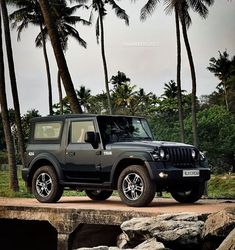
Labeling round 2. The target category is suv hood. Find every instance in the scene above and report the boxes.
[108,140,194,150]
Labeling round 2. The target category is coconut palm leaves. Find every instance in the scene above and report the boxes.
[207,50,235,112]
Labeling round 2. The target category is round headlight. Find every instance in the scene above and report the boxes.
[191,149,196,159]
[159,149,165,159]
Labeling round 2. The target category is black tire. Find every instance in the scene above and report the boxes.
[170,182,205,203]
[32,165,63,203]
[117,165,156,207]
[85,190,113,201]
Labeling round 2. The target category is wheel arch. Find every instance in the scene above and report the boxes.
[27,154,63,188]
[111,156,154,189]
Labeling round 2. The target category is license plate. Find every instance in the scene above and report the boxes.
[183,170,200,177]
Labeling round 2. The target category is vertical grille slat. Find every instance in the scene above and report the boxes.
[163,146,197,168]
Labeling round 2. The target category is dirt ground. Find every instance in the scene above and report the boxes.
[0,196,234,214]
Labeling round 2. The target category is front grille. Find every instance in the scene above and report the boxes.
[164,147,197,168]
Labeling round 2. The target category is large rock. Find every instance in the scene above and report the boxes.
[201,207,235,250]
[116,233,129,249]
[216,228,235,250]
[134,238,166,250]
[202,207,235,239]
[121,213,204,249]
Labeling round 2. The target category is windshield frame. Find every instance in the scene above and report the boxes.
[97,116,154,145]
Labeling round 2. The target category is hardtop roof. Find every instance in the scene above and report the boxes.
[30,114,145,123]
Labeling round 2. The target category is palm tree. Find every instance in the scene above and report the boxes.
[76,85,91,112]
[136,88,153,114]
[175,4,184,142]
[36,1,90,114]
[178,0,214,147]
[0,10,19,191]
[207,50,234,112]
[9,0,53,115]
[140,0,185,142]
[1,0,25,166]
[140,0,214,146]
[76,0,129,114]
[38,0,82,113]
[110,71,130,89]
[112,82,136,114]
[162,80,178,99]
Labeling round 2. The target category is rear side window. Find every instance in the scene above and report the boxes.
[34,122,62,140]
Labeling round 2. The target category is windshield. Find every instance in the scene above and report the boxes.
[97,116,153,144]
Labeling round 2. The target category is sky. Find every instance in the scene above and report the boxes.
[4,0,235,115]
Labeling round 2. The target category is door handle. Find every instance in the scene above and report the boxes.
[66,151,75,157]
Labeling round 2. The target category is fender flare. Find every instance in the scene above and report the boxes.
[28,153,64,183]
[110,151,155,184]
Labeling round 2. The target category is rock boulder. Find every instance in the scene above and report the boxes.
[121,213,204,249]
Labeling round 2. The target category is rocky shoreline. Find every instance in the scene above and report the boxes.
[73,207,235,250]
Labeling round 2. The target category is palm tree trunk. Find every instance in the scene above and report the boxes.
[223,81,229,111]
[40,20,53,115]
[58,70,63,115]
[181,18,198,147]
[0,10,19,191]
[38,0,82,114]
[1,0,25,167]
[98,4,112,115]
[175,8,184,143]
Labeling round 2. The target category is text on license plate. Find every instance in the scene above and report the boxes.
[183,170,200,177]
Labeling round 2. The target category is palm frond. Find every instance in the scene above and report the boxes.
[189,0,208,18]
[108,0,129,25]
[35,27,48,48]
[63,16,90,26]
[64,24,87,48]
[16,19,29,41]
[179,1,191,28]
[140,0,160,21]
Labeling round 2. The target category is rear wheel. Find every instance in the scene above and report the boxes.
[118,165,156,207]
[85,190,113,201]
[32,165,63,203]
[170,182,205,203]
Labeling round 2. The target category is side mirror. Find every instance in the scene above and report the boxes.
[85,131,99,148]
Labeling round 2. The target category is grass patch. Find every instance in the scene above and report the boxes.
[0,169,85,198]
[0,169,235,199]
[208,175,235,199]
[0,169,33,198]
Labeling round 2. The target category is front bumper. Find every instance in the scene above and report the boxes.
[148,162,210,182]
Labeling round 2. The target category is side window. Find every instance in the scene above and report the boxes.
[34,122,62,140]
[70,121,95,143]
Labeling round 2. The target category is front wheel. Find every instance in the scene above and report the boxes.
[170,182,205,203]
[85,190,113,201]
[32,165,63,203]
[118,165,156,207]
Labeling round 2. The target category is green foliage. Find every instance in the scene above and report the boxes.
[207,50,235,112]
[0,169,33,198]
[184,105,235,173]
[0,169,84,198]
[208,175,235,199]
[21,109,41,140]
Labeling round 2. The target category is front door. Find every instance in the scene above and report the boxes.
[64,119,101,182]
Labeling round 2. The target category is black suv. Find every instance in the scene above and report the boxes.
[22,114,210,207]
